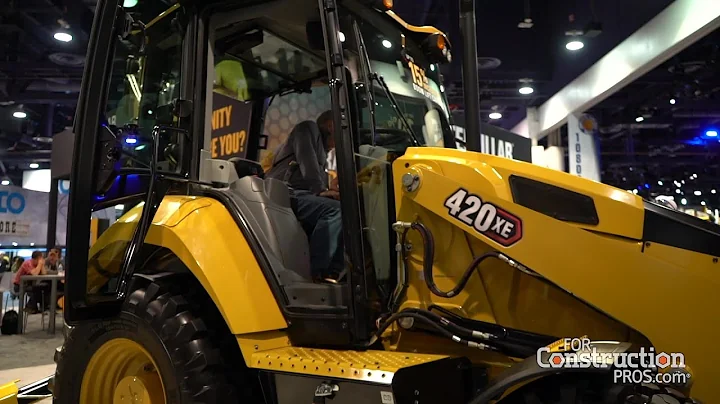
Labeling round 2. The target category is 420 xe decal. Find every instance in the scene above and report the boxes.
[444,188,523,246]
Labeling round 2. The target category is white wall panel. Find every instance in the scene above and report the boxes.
[512,0,720,139]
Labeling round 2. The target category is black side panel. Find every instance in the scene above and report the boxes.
[643,201,720,257]
[509,175,599,225]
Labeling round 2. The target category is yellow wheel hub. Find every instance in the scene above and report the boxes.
[80,338,166,404]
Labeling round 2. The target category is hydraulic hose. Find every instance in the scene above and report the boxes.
[410,222,503,298]
[373,312,498,351]
[402,308,498,341]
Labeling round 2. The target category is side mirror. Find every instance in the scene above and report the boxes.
[422,109,444,147]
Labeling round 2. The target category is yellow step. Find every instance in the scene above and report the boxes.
[249,347,449,384]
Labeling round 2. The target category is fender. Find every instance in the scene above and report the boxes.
[90,196,287,335]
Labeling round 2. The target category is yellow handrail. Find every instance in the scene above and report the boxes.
[0,380,19,404]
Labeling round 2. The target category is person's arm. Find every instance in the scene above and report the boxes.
[31,258,45,276]
[292,133,327,195]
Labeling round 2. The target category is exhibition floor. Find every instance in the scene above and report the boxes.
[0,293,63,403]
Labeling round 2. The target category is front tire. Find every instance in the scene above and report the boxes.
[54,275,243,403]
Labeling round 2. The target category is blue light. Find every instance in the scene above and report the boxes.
[644,183,650,189]
[706,130,718,137]
[125,137,137,144]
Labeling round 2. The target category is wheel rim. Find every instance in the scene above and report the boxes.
[80,338,166,404]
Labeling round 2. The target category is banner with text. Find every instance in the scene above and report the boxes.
[0,184,68,246]
[567,113,601,182]
[450,112,532,162]
[210,92,252,160]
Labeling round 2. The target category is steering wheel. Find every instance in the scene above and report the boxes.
[357,127,418,151]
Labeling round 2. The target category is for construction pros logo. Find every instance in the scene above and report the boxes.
[537,338,691,386]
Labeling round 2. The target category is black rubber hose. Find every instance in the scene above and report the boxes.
[403,308,499,341]
[374,312,498,351]
[411,222,502,299]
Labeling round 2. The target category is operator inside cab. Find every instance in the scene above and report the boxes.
[266,111,344,282]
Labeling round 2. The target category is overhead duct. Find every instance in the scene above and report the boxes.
[25,80,82,93]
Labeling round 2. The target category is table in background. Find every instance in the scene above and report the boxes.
[17,274,64,335]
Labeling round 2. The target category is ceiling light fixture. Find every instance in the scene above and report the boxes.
[430,64,436,72]
[694,190,702,196]
[1,180,9,186]
[29,163,39,169]
[115,204,125,210]
[681,198,687,206]
[635,116,644,123]
[676,189,681,194]
[54,32,73,42]
[632,189,639,194]
[712,189,717,194]
[670,98,676,105]
[338,32,346,42]
[135,144,147,151]
[488,112,502,120]
[439,85,444,92]
[701,201,707,206]
[13,111,27,119]
[706,130,718,137]
[11,242,18,247]
[125,137,137,145]
[123,0,138,7]
[382,39,392,49]
[657,180,663,186]
[566,40,584,51]
[519,86,534,95]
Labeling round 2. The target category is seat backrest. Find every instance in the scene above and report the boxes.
[228,157,264,179]
[227,176,312,280]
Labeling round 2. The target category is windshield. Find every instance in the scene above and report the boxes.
[349,14,453,151]
[104,5,184,170]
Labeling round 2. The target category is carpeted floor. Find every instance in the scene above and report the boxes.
[0,292,64,403]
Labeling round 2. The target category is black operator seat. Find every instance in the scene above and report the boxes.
[643,201,720,257]
[225,158,312,283]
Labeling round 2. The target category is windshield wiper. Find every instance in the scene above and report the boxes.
[352,21,420,147]
[352,21,378,146]
[373,74,420,146]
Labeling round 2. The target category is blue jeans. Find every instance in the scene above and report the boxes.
[293,190,344,278]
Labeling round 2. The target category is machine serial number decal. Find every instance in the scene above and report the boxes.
[444,188,523,246]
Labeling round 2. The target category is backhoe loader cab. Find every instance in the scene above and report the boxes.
[56,0,715,402]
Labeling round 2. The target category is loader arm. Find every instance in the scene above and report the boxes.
[392,147,717,401]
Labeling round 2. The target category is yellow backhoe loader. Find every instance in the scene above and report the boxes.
[54,0,716,402]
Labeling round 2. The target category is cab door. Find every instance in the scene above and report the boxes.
[66,0,192,322]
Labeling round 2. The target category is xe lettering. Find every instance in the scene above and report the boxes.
[444,188,522,246]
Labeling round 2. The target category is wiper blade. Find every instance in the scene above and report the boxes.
[353,20,420,147]
[352,20,378,146]
[373,73,420,146]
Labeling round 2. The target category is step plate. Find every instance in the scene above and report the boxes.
[250,347,449,384]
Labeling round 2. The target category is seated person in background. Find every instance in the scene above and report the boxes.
[11,257,24,273]
[13,251,50,314]
[266,111,344,281]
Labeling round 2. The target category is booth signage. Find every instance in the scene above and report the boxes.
[0,185,67,246]
[567,113,601,182]
[450,113,532,163]
[210,93,252,160]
